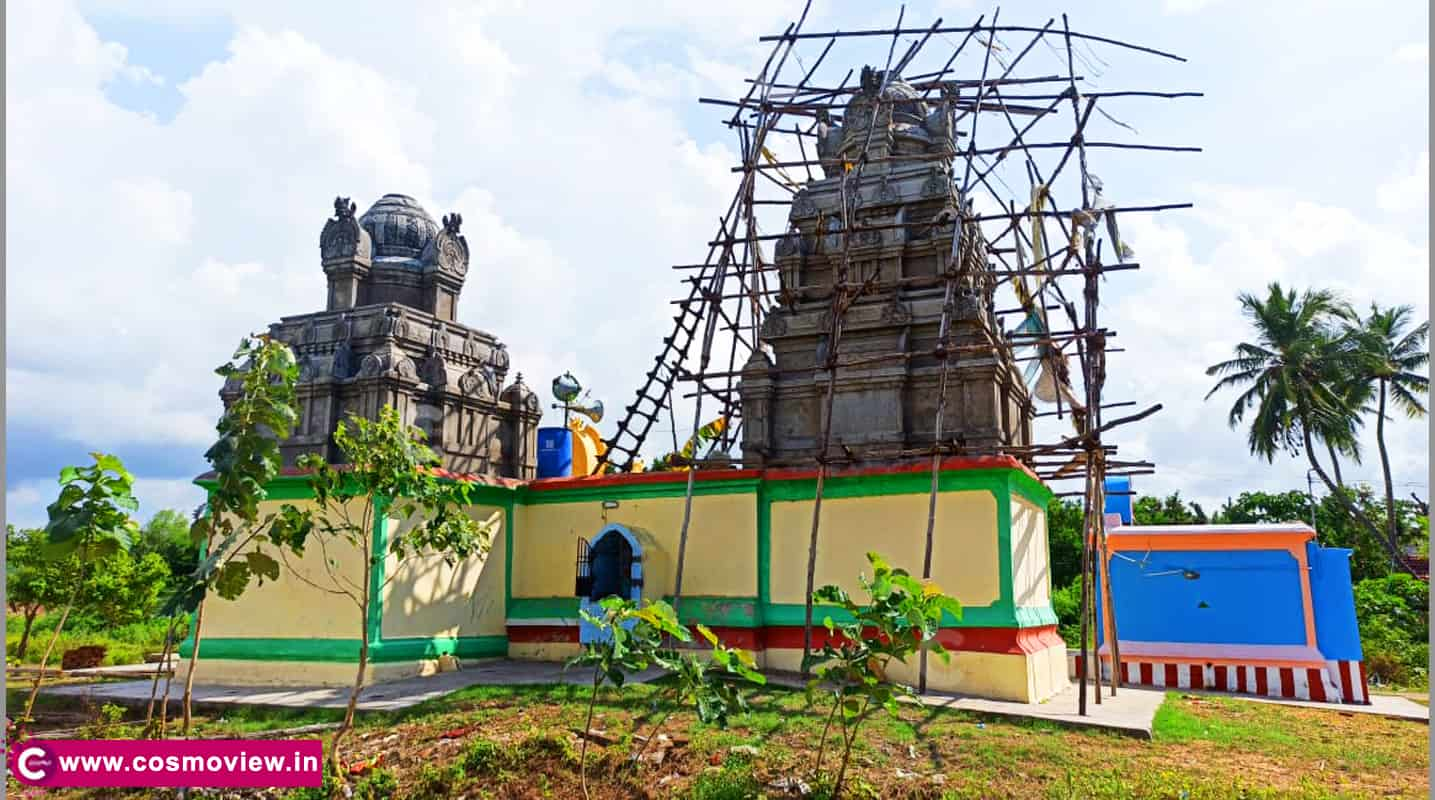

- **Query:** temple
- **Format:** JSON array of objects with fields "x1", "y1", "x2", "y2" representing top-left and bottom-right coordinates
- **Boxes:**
[
  {"x1": 742, "y1": 69, "x2": 1032, "y2": 466},
  {"x1": 228, "y1": 194, "x2": 542, "y2": 477}
]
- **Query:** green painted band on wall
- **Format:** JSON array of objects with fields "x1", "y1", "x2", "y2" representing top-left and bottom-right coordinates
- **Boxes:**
[
  {"x1": 663, "y1": 596, "x2": 761, "y2": 627},
  {"x1": 366, "y1": 498, "x2": 390, "y2": 647},
  {"x1": 756, "y1": 482, "x2": 771, "y2": 612},
  {"x1": 177, "y1": 635, "x2": 509, "y2": 663},
  {"x1": 507, "y1": 597, "x2": 579, "y2": 620},
  {"x1": 759, "y1": 601, "x2": 1045, "y2": 629},
  {"x1": 507, "y1": 596, "x2": 766, "y2": 629}
]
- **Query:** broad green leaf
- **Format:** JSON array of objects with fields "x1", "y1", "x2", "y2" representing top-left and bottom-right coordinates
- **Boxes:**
[{"x1": 696, "y1": 623, "x2": 719, "y2": 646}]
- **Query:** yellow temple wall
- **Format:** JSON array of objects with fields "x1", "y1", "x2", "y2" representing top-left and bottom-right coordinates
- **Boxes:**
[
  {"x1": 766, "y1": 489, "x2": 1001, "y2": 609},
  {"x1": 510, "y1": 492, "x2": 759, "y2": 602},
  {"x1": 199, "y1": 497, "x2": 366, "y2": 642},
  {"x1": 380, "y1": 504, "x2": 508, "y2": 639}
]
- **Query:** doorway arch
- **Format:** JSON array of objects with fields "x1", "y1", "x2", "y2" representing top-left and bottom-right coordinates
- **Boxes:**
[{"x1": 578, "y1": 524, "x2": 644, "y2": 644}]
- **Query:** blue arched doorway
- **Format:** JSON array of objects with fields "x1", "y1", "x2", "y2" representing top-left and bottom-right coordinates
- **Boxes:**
[{"x1": 576, "y1": 524, "x2": 644, "y2": 645}]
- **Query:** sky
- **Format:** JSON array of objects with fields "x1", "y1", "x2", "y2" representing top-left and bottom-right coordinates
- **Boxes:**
[{"x1": 5, "y1": 0, "x2": 1429, "y2": 528}]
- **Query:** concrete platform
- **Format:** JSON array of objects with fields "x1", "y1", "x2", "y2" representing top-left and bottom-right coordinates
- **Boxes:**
[
  {"x1": 766, "y1": 672, "x2": 1163, "y2": 739},
  {"x1": 1176, "y1": 688, "x2": 1429, "y2": 722},
  {"x1": 43, "y1": 659, "x2": 661, "y2": 713}
]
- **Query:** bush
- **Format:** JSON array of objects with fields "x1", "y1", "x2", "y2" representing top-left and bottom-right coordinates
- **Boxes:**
[
  {"x1": 1354, "y1": 574, "x2": 1429, "y2": 687},
  {"x1": 1052, "y1": 577, "x2": 1081, "y2": 646},
  {"x1": 461, "y1": 738, "x2": 507, "y2": 774}
]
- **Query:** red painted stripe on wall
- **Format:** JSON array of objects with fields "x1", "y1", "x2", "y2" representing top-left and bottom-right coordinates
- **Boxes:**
[
  {"x1": 1279, "y1": 668, "x2": 1294, "y2": 698},
  {"x1": 1139, "y1": 662, "x2": 1153, "y2": 685},
  {"x1": 1190, "y1": 664, "x2": 1205, "y2": 690},
  {"x1": 694, "y1": 626, "x2": 763, "y2": 650},
  {"x1": 1254, "y1": 668, "x2": 1269, "y2": 696},
  {"x1": 1165, "y1": 664, "x2": 1179, "y2": 687},
  {"x1": 1213, "y1": 665, "x2": 1227, "y2": 690},
  {"x1": 507, "y1": 625, "x2": 579, "y2": 644},
  {"x1": 1357, "y1": 662, "x2": 1369, "y2": 704},
  {"x1": 1307, "y1": 668, "x2": 1327, "y2": 702},
  {"x1": 1339, "y1": 661, "x2": 1355, "y2": 703}
]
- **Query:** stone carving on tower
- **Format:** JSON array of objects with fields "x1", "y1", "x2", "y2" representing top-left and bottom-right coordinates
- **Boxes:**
[
  {"x1": 740, "y1": 68, "x2": 1033, "y2": 467},
  {"x1": 225, "y1": 193, "x2": 542, "y2": 478}
]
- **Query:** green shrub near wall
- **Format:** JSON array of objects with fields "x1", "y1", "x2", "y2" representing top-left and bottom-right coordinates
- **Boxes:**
[{"x1": 1353, "y1": 573, "x2": 1429, "y2": 687}]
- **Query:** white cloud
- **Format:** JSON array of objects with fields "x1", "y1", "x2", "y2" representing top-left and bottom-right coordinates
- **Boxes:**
[
  {"x1": 5, "y1": 477, "x2": 205, "y2": 529},
  {"x1": 1393, "y1": 42, "x2": 1429, "y2": 64},
  {"x1": 1162, "y1": 0, "x2": 1224, "y2": 14},
  {"x1": 5, "y1": 0, "x2": 776, "y2": 517},
  {"x1": 7, "y1": 0, "x2": 1430, "y2": 525},
  {"x1": 1376, "y1": 151, "x2": 1429, "y2": 215}
]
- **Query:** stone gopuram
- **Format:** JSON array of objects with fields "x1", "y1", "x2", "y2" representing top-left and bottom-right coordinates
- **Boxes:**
[
  {"x1": 740, "y1": 68, "x2": 1034, "y2": 467},
  {"x1": 225, "y1": 193, "x2": 542, "y2": 477}
]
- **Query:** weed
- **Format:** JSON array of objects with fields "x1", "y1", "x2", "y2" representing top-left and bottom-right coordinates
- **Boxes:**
[
  {"x1": 404, "y1": 763, "x2": 463, "y2": 800},
  {"x1": 518, "y1": 730, "x2": 576, "y2": 763},
  {"x1": 461, "y1": 738, "x2": 508, "y2": 774},
  {"x1": 353, "y1": 766, "x2": 398, "y2": 800},
  {"x1": 285, "y1": 772, "x2": 339, "y2": 800},
  {"x1": 79, "y1": 703, "x2": 126, "y2": 739},
  {"x1": 687, "y1": 755, "x2": 762, "y2": 800}
]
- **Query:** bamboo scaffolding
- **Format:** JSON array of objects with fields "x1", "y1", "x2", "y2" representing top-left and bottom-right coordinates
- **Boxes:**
[{"x1": 595, "y1": 6, "x2": 1194, "y2": 717}]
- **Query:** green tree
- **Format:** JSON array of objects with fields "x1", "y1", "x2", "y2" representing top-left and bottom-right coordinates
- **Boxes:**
[
  {"x1": 803, "y1": 552, "x2": 961, "y2": 798},
  {"x1": 6, "y1": 526, "x2": 69, "y2": 660},
  {"x1": 1347, "y1": 305, "x2": 1429, "y2": 560},
  {"x1": 1214, "y1": 488, "x2": 1426, "y2": 581},
  {"x1": 1046, "y1": 498, "x2": 1084, "y2": 591},
  {"x1": 1212, "y1": 489, "x2": 1312, "y2": 525},
  {"x1": 296, "y1": 406, "x2": 496, "y2": 772},
  {"x1": 134, "y1": 509, "x2": 201, "y2": 600},
  {"x1": 82, "y1": 549, "x2": 171, "y2": 628},
  {"x1": 1353, "y1": 573, "x2": 1429, "y2": 685},
  {"x1": 21, "y1": 453, "x2": 141, "y2": 723},
  {"x1": 1132, "y1": 492, "x2": 1208, "y2": 525},
  {"x1": 567, "y1": 597, "x2": 765, "y2": 797},
  {"x1": 1205, "y1": 283, "x2": 1406, "y2": 570},
  {"x1": 173, "y1": 335, "x2": 316, "y2": 737}
]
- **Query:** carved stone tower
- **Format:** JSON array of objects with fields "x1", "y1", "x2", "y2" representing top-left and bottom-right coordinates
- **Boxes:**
[
  {"x1": 225, "y1": 193, "x2": 542, "y2": 478},
  {"x1": 740, "y1": 69, "x2": 1033, "y2": 466}
]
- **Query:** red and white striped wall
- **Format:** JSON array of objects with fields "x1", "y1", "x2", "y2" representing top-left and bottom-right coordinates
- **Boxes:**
[{"x1": 1072, "y1": 655, "x2": 1369, "y2": 705}]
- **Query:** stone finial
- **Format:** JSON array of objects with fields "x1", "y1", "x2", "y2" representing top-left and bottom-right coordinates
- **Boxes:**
[
  {"x1": 860, "y1": 65, "x2": 880, "y2": 97},
  {"x1": 442, "y1": 213, "x2": 463, "y2": 235},
  {"x1": 334, "y1": 196, "x2": 357, "y2": 220}
]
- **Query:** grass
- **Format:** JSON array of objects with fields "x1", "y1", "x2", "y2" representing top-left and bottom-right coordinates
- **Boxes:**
[
  {"x1": 6, "y1": 612, "x2": 187, "y2": 667},
  {"x1": 9, "y1": 682, "x2": 1428, "y2": 799}
]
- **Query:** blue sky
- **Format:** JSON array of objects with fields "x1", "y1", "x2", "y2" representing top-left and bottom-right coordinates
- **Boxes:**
[{"x1": 6, "y1": 0, "x2": 1428, "y2": 527}]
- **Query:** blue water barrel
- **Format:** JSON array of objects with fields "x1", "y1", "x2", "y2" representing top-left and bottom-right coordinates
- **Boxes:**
[
  {"x1": 537, "y1": 427, "x2": 573, "y2": 478},
  {"x1": 1104, "y1": 476, "x2": 1133, "y2": 524}
]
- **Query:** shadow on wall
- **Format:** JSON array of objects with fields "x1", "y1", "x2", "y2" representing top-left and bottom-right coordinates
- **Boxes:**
[{"x1": 382, "y1": 507, "x2": 506, "y2": 639}]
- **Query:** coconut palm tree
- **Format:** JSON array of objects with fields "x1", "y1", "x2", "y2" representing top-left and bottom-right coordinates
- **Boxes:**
[
  {"x1": 1205, "y1": 283, "x2": 1409, "y2": 569},
  {"x1": 1348, "y1": 304, "x2": 1429, "y2": 555}
]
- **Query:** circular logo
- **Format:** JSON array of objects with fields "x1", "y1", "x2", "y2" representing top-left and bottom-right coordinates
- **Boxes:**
[{"x1": 11, "y1": 741, "x2": 55, "y2": 786}]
